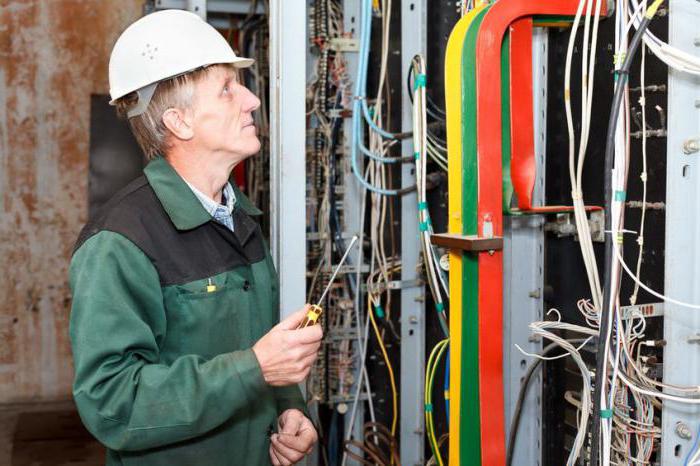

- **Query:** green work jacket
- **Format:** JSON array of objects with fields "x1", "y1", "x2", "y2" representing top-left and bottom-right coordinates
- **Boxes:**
[{"x1": 69, "y1": 156, "x2": 305, "y2": 466}]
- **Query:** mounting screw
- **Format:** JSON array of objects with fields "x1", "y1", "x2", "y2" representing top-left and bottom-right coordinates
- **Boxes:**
[
  {"x1": 683, "y1": 138, "x2": 700, "y2": 155},
  {"x1": 439, "y1": 254, "x2": 450, "y2": 271},
  {"x1": 676, "y1": 421, "x2": 693, "y2": 440}
]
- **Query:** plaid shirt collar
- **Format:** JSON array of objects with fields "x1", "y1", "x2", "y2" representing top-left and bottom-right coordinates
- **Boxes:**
[{"x1": 184, "y1": 180, "x2": 237, "y2": 231}]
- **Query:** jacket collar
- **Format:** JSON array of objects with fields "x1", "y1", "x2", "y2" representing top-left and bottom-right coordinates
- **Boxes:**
[{"x1": 144, "y1": 156, "x2": 262, "y2": 231}]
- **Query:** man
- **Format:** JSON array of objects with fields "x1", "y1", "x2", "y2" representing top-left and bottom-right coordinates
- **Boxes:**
[{"x1": 69, "y1": 10, "x2": 320, "y2": 466}]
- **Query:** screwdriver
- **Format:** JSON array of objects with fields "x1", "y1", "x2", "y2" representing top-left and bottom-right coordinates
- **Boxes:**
[{"x1": 297, "y1": 235, "x2": 359, "y2": 329}]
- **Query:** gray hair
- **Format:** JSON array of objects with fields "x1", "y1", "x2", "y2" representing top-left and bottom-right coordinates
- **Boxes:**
[{"x1": 115, "y1": 65, "x2": 229, "y2": 160}]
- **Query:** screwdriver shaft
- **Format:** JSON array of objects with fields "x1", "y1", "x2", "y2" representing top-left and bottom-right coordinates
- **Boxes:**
[{"x1": 316, "y1": 235, "x2": 359, "y2": 305}]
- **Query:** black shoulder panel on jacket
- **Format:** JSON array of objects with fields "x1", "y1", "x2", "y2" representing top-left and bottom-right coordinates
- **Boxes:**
[{"x1": 73, "y1": 176, "x2": 265, "y2": 286}]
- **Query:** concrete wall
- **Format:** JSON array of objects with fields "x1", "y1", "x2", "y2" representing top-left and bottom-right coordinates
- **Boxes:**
[{"x1": 0, "y1": 0, "x2": 144, "y2": 403}]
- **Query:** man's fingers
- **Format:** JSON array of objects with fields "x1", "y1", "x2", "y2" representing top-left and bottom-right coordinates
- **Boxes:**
[
  {"x1": 279, "y1": 410, "x2": 304, "y2": 435},
  {"x1": 276, "y1": 432, "x2": 313, "y2": 452},
  {"x1": 270, "y1": 445, "x2": 282, "y2": 466},
  {"x1": 271, "y1": 438, "x2": 294, "y2": 466},
  {"x1": 275, "y1": 306, "x2": 311, "y2": 331},
  {"x1": 272, "y1": 435, "x2": 306, "y2": 463},
  {"x1": 300, "y1": 351, "x2": 318, "y2": 369},
  {"x1": 299, "y1": 423, "x2": 319, "y2": 445},
  {"x1": 287, "y1": 323, "x2": 323, "y2": 344}
]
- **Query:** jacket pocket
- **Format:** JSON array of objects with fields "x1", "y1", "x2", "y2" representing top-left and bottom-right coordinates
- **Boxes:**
[{"x1": 161, "y1": 272, "x2": 253, "y2": 359}]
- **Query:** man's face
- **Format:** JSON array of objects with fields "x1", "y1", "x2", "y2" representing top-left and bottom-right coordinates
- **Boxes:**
[{"x1": 190, "y1": 65, "x2": 261, "y2": 163}]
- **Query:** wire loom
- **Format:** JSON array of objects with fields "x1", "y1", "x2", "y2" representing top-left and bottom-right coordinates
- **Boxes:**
[{"x1": 343, "y1": 423, "x2": 400, "y2": 466}]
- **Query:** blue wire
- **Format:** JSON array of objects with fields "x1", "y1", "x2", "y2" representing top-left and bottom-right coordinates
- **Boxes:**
[
  {"x1": 684, "y1": 426, "x2": 700, "y2": 466},
  {"x1": 350, "y1": 0, "x2": 408, "y2": 195},
  {"x1": 357, "y1": 132, "x2": 402, "y2": 164},
  {"x1": 361, "y1": 99, "x2": 397, "y2": 140}
]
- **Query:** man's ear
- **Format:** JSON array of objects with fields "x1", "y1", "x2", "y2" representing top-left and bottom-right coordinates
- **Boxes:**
[{"x1": 162, "y1": 107, "x2": 194, "y2": 141}]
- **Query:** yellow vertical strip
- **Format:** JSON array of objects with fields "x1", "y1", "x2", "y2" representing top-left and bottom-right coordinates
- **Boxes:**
[
  {"x1": 445, "y1": 7, "x2": 486, "y2": 464},
  {"x1": 444, "y1": 7, "x2": 482, "y2": 464}
]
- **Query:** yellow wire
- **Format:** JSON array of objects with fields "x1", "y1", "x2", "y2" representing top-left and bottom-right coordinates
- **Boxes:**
[
  {"x1": 368, "y1": 296, "x2": 398, "y2": 436},
  {"x1": 645, "y1": 0, "x2": 664, "y2": 18},
  {"x1": 426, "y1": 341, "x2": 448, "y2": 466},
  {"x1": 425, "y1": 338, "x2": 449, "y2": 466},
  {"x1": 425, "y1": 344, "x2": 440, "y2": 462}
]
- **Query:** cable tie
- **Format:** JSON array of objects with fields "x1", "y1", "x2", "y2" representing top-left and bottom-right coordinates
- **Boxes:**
[
  {"x1": 640, "y1": 172, "x2": 647, "y2": 182},
  {"x1": 613, "y1": 52, "x2": 627, "y2": 65},
  {"x1": 419, "y1": 220, "x2": 432, "y2": 232},
  {"x1": 614, "y1": 190, "x2": 626, "y2": 202},
  {"x1": 424, "y1": 403, "x2": 433, "y2": 413},
  {"x1": 637, "y1": 236, "x2": 644, "y2": 246},
  {"x1": 414, "y1": 152, "x2": 420, "y2": 161},
  {"x1": 571, "y1": 190, "x2": 582, "y2": 201},
  {"x1": 374, "y1": 304, "x2": 385, "y2": 319},
  {"x1": 616, "y1": 232, "x2": 624, "y2": 244},
  {"x1": 444, "y1": 390, "x2": 450, "y2": 400},
  {"x1": 436, "y1": 302, "x2": 445, "y2": 312},
  {"x1": 414, "y1": 74, "x2": 427, "y2": 90},
  {"x1": 418, "y1": 201, "x2": 429, "y2": 211},
  {"x1": 600, "y1": 409, "x2": 613, "y2": 419}
]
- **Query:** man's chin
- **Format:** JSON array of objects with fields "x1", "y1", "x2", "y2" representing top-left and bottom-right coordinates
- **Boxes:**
[
  {"x1": 235, "y1": 143, "x2": 261, "y2": 160},
  {"x1": 246, "y1": 140, "x2": 262, "y2": 156}
]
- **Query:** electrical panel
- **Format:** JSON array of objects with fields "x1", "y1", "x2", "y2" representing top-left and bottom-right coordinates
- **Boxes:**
[{"x1": 157, "y1": 0, "x2": 700, "y2": 464}]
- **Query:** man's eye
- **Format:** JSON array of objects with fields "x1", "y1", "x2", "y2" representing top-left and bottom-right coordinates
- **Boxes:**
[{"x1": 223, "y1": 85, "x2": 230, "y2": 94}]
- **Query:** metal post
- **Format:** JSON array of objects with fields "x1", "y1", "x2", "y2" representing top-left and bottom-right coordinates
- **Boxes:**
[
  {"x1": 269, "y1": 0, "x2": 307, "y2": 319},
  {"x1": 186, "y1": 0, "x2": 207, "y2": 19},
  {"x1": 502, "y1": 26, "x2": 547, "y2": 466},
  {"x1": 401, "y1": 0, "x2": 427, "y2": 464},
  {"x1": 341, "y1": 0, "x2": 366, "y2": 461},
  {"x1": 661, "y1": 0, "x2": 700, "y2": 463}
]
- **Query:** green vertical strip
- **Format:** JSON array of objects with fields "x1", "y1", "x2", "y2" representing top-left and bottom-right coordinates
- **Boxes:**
[
  {"x1": 460, "y1": 7, "x2": 490, "y2": 465},
  {"x1": 501, "y1": 32, "x2": 515, "y2": 214}
]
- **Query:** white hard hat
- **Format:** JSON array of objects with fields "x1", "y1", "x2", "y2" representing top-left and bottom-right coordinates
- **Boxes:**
[{"x1": 108, "y1": 9, "x2": 253, "y2": 117}]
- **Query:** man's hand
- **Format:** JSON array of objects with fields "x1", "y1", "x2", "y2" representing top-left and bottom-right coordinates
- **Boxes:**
[
  {"x1": 269, "y1": 409, "x2": 318, "y2": 466},
  {"x1": 253, "y1": 306, "x2": 323, "y2": 386}
]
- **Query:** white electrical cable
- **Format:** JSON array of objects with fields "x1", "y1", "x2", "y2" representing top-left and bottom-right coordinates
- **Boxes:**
[
  {"x1": 629, "y1": 42, "x2": 648, "y2": 306},
  {"x1": 628, "y1": 0, "x2": 700, "y2": 75},
  {"x1": 342, "y1": 164, "x2": 376, "y2": 466},
  {"x1": 412, "y1": 55, "x2": 449, "y2": 335},
  {"x1": 525, "y1": 317, "x2": 596, "y2": 466},
  {"x1": 564, "y1": 0, "x2": 604, "y2": 315}
]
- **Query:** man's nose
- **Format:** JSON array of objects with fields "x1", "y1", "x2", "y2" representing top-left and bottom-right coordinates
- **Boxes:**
[{"x1": 241, "y1": 86, "x2": 261, "y2": 114}]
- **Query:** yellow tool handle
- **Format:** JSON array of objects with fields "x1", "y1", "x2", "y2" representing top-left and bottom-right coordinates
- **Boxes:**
[{"x1": 296, "y1": 305, "x2": 324, "y2": 329}]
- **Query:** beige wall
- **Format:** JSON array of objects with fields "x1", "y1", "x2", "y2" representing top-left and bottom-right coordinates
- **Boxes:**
[{"x1": 0, "y1": 0, "x2": 144, "y2": 403}]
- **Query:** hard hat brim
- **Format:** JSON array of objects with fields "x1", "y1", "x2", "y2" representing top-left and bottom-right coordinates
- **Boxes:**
[{"x1": 109, "y1": 56, "x2": 255, "y2": 105}]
